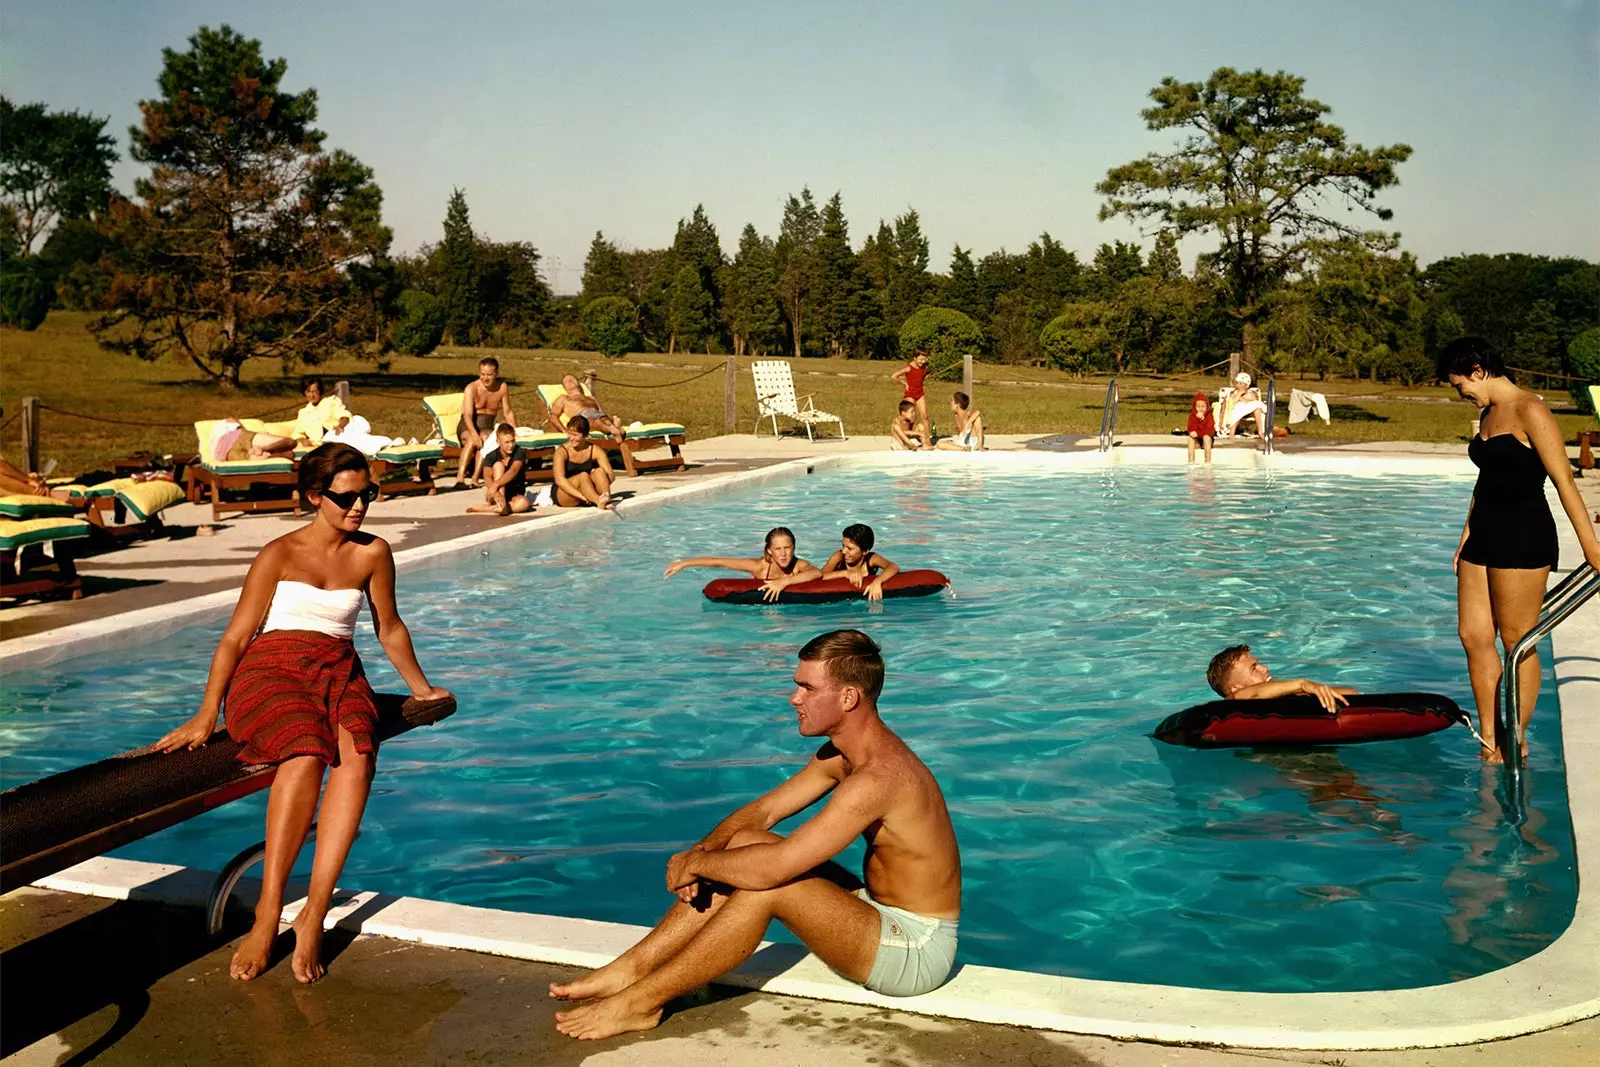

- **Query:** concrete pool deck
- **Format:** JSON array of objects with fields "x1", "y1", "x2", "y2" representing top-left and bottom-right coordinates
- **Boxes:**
[{"x1": 4, "y1": 435, "x2": 1599, "y2": 1061}]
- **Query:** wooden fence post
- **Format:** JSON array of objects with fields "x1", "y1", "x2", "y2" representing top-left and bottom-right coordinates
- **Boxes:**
[
  {"x1": 22, "y1": 396, "x2": 40, "y2": 474},
  {"x1": 725, "y1": 354, "x2": 736, "y2": 435},
  {"x1": 962, "y1": 354, "x2": 973, "y2": 398},
  {"x1": 1228, "y1": 351, "x2": 1241, "y2": 383},
  {"x1": 583, "y1": 368, "x2": 596, "y2": 395},
  {"x1": 334, "y1": 380, "x2": 351, "y2": 406}
]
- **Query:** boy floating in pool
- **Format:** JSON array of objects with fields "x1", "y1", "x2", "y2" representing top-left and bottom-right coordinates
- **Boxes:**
[
  {"x1": 663, "y1": 526, "x2": 823, "y2": 602},
  {"x1": 889, "y1": 400, "x2": 926, "y2": 450},
  {"x1": 819, "y1": 523, "x2": 901, "y2": 602},
  {"x1": 1206, "y1": 645, "x2": 1356, "y2": 713},
  {"x1": 551, "y1": 629, "x2": 962, "y2": 1041}
]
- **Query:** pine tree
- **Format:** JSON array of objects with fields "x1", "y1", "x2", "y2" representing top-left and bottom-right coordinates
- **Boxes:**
[
  {"x1": 1149, "y1": 231, "x2": 1182, "y2": 281},
  {"x1": 885, "y1": 209, "x2": 931, "y2": 329},
  {"x1": 723, "y1": 224, "x2": 783, "y2": 356},
  {"x1": 671, "y1": 205, "x2": 725, "y2": 305},
  {"x1": 580, "y1": 231, "x2": 630, "y2": 304},
  {"x1": 942, "y1": 245, "x2": 983, "y2": 320},
  {"x1": 668, "y1": 264, "x2": 716, "y2": 353},
  {"x1": 774, "y1": 188, "x2": 820, "y2": 356},
  {"x1": 812, "y1": 193, "x2": 878, "y2": 357},
  {"x1": 439, "y1": 189, "x2": 480, "y2": 345}
]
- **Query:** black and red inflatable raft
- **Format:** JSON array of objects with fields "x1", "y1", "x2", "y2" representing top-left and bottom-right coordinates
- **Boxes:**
[
  {"x1": 1153, "y1": 692, "x2": 1466, "y2": 749},
  {"x1": 703, "y1": 568, "x2": 950, "y2": 604}
]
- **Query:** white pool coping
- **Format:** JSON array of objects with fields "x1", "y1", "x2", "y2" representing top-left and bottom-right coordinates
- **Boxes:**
[{"x1": 14, "y1": 448, "x2": 1600, "y2": 1049}]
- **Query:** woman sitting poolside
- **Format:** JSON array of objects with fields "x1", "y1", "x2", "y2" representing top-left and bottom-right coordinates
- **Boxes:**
[
  {"x1": 663, "y1": 526, "x2": 822, "y2": 602},
  {"x1": 551, "y1": 415, "x2": 617, "y2": 510},
  {"x1": 154, "y1": 443, "x2": 452, "y2": 984}
]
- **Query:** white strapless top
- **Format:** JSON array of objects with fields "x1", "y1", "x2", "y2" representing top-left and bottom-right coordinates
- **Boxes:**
[{"x1": 261, "y1": 580, "x2": 364, "y2": 639}]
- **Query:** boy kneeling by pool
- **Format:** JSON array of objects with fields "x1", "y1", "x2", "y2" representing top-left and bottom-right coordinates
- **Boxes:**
[
  {"x1": 1206, "y1": 644, "x2": 1356, "y2": 713},
  {"x1": 820, "y1": 523, "x2": 901, "y2": 602},
  {"x1": 551, "y1": 630, "x2": 962, "y2": 1041}
]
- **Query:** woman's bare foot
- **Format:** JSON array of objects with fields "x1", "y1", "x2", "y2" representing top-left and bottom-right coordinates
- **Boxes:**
[
  {"x1": 554, "y1": 994, "x2": 662, "y2": 1040},
  {"x1": 291, "y1": 914, "x2": 327, "y2": 984},
  {"x1": 1479, "y1": 744, "x2": 1503, "y2": 764},
  {"x1": 548, "y1": 959, "x2": 639, "y2": 1001},
  {"x1": 230, "y1": 918, "x2": 278, "y2": 981}
]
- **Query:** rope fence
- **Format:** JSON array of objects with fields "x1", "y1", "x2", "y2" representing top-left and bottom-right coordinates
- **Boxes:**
[{"x1": 34, "y1": 400, "x2": 303, "y2": 428}]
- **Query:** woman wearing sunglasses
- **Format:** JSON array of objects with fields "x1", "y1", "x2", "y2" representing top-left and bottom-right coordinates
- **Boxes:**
[{"x1": 155, "y1": 443, "x2": 452, "y2": 984}]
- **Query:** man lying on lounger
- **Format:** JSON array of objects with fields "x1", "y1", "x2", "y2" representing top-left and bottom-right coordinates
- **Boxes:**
[
  {"x1": 1206, "y1": 644, "x2": 1357, "y2": 713},
  {"x1": 551, "y1": 629, "x2": 962, "y2": 1041}
]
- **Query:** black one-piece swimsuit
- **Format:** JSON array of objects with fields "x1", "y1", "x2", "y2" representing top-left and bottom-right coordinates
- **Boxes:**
[{"x1": 1459, "y1": 433, "x2": 1558, "y2": 570}]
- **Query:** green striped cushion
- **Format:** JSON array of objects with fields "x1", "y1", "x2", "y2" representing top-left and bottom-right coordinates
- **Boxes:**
[
  {"x1": 114, "y1": 479, "x2": 185, "y2": 522},
  {"x1": 200, "y1": 458, "x2": 296, "y2": 475},
  {"x1": 0, "y1": 495, "x2": 76, "y2": 520},
  {"x1": 0, "y1": 517, "x2": 93, "y2": 552},
  {"x1": 375, "y1": 443, "x2": 445, "y2": 462},
  {"x1": 623, "y1": 422, "x2": 686, "y2": 440}
]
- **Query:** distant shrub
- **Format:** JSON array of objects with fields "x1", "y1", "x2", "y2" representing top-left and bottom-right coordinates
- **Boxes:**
[
  {"x1": 1567, "y1": 328, "x2": 1600, "y2": 413},
  {"x1": 897, "y1": 306, "x2": 983, "y2": 380},
  {"x1": 0, "y1": 260, "x2": 55, "y2": 330},
  {"x1": 582, "y1": 295, "x2": 639, "y2": 358},
  {"x1": 392, "y1": 289, "x2": 445, "y2": 355},
  {"x1": 1039, "y1": 306, "x2": 1108, "y2": 377}
]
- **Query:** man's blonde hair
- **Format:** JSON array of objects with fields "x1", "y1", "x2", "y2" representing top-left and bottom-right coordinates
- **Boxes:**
[{"x1": 798, "y1": 629, "x2": 884, "y2": 700}]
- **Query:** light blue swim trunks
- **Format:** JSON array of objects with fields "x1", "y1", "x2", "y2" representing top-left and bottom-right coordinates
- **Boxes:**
[{"x1": 854, "y1": 888, "x2": 958, "y2": 997}]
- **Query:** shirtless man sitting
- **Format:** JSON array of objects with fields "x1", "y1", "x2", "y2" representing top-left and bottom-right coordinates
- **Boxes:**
[
  {"x1": 551, "y1": 629, "x2": 962, "y2": 1041},
  {"x1": 458, "y1": 358, "x2": 515, "y2": 487},
  {"x1": 1206, "y1": 644, "x2": 1357, "y2": 713},
  {"x1": 547, "y1": 373, "x2": 626, "y2": 444}
]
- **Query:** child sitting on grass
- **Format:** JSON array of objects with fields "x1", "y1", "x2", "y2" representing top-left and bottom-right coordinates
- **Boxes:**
[
  {"x1": 819, "y1": 523, "x2": 901, "y2": 602},
  {"x1": 467, "y1": 424, "x2": 531, "y2": 515}
]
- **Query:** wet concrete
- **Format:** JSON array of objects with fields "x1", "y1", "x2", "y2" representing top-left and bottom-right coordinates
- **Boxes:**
[{"x1": 3, "y1": 889, "x2": 1596, "y2": 1066}]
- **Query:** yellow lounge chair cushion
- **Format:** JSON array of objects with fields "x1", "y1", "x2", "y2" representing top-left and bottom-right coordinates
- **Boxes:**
[
  {"x1": 422, "y1": 394, "x2": 465, "y2": 446},
  {"x1": 0, "y1": 517, "x2": 93, "y2": 552},
  {"x1": 535, "y1": 384, "x2": 684, "y2": 441},
  {"x1": 0, "y1": 495, "x2": 76, "y2": 520},
  {"x1": 113, "y1": 479, "x2": 185, "y2": 522}
]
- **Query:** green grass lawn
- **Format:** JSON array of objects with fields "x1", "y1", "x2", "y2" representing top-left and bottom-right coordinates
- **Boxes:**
[{"x1": 2, "y1": 311, "x2": 1592, "y2": 477}]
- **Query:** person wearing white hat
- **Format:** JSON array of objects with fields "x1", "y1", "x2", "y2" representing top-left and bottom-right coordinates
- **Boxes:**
[{"x1": 1222, "y1": 372, "x2": 1268, "y2": 440}]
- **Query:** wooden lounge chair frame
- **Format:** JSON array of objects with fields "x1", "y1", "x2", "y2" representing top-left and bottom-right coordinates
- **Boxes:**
[
  {"x1": 1, "y1": 540, "x2": 83, "y2": 601},
  {"x1": 188, "y1": 419, "x2": 302, "y2": 522}
]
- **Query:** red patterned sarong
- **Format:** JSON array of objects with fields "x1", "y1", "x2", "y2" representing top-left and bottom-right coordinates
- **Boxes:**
[{"x1": 224, "y1": 630, "x2": 379, "y2": 766}]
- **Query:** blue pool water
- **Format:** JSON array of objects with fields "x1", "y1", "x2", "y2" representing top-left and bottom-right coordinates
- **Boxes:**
[{"x1": 0, "y1": 461, "x2": 1577, "y2": 993}]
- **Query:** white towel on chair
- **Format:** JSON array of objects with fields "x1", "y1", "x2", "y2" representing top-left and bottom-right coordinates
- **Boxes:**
[{"x1": 1289, "y1": 388, "x2": 1330, "y2": 425}]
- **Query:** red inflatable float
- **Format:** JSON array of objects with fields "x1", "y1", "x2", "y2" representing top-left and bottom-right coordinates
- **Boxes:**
[
  {"x1": 1153, "y1": 693, "x2": 1466, "y2": 749},
  {"x1": 702, "y1": 568, "x2": 950, "y2": 604}
]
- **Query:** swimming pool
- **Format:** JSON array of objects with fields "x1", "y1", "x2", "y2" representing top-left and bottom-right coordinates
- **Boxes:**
[{"x1": 0, "y1": 460, "x2": 1576, "y2": 994}]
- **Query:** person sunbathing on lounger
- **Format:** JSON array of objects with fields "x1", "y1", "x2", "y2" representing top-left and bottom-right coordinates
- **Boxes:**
[
  {"x1": 551, "y1": 415, "x2": 616, "y2": 510},
  {"x1": 664, "y1": 526, "x2": 823, "y2": 601},
  {"x1": 550, "y1": 629, "x2": 962, "y2": 1041},
  {"x1": 819, "y1": 523, "x2": 901, "y2": 602},
  {"x1": 1206, "y1": 644, "x2": 1356, "y2": 713},
  {"x1": 154, "y1": 443, "x2": 451, "y2": 984},
  {"x1": 210, "y1": 418, "x2": 296, "y2": 462},
  {"x1": 547, "y1": 373, "x2": 626, "y2": 444}
]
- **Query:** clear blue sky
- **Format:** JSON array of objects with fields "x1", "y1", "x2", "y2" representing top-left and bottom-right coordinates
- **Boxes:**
[{"x1": 4, "y1": 1, "x2": 1596, "y2": 292}]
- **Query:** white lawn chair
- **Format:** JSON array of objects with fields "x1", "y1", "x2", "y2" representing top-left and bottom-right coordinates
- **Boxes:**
[{"x1": 751, "y1": 360, "x2": 846, "y2": 440}]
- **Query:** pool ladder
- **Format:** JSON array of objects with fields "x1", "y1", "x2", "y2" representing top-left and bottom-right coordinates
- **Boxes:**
[
  {"x1": 1098, "y1": 380, "x2": 1118, "y2": 452},
  {"x1": 1499, "y1": 561, "x2": 1599, "y2": 821},
  {"x1": 1262, "y1": 379, "x2": 1277, "y2": 455}
]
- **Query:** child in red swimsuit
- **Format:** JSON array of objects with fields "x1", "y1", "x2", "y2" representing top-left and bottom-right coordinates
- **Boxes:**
[
  {"x1": 891, "y1": 349, "x2": 932, "y2": 446},
  {"x1": 1186, "y1": 391, "x2": 1215, "y2": 464}
]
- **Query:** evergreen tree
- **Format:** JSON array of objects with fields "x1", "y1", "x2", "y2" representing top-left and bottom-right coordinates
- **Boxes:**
[
  {"x1": 0, "y1": 96, "x2": 118, "y2": 258},
  {"x1": 439, "y1": 188, "x2": 480, "y2": 345},
  {"x1": 478, "y1": 239, "x2": 549, "y2": 345},
  {"x1": 1513, "y1": 299, "x2": 1564, "y2": 375},
  {"x1": 812, "y1": 193, "x2": 880, "y2": 357},
  {"x1": 668, "y1": 264, "x2": 715, "y2": 353},
  {"x1": 941, "y1": 245, "x2": 984, "y2": 320},
  {"x1": 885, "y1": 209, "x2": 931, "y2": 329},
  {"x1": 1148, "y1": 231, "x2": 1182, "y2": 281},
  {"x1": 580, "y1": 231, "x2": 630, "y2": 303},
  {"x1": 774, "y1": 188, "x2": 820, "y2": 356},
  {"x1": 722, "y1": 224, "x2": 783, "y2": 356},
  {"x1": 671, "y1": 204, "x2": 725, "y2": 306}
]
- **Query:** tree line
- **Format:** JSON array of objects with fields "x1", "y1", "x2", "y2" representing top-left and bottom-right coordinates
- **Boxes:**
[{"x1": 1, "y1": 27, "x2": 1595, "y2": 393}]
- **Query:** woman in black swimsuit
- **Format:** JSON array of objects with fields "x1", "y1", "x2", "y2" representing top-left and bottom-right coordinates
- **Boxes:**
[
  {"x1": 663, "y1": 527, "x2": 822, "y2": 602},
  {"x1": 1442, "y1": 337, "x2": 1600, "y2": 762},
  {"x1": 552, "y1": 415, "x2": 617, "y2": 510}
]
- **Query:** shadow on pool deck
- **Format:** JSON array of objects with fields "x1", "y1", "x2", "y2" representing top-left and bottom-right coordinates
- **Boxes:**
[{"x1": 4, "y1": 888, "x2": 1598, "y2": 1067}]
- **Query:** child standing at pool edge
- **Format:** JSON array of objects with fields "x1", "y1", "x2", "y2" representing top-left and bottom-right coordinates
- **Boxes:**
[
  {"x1": 891, "y1": 350, "x2": 932, "y2": 447},
  {"x1": 820, "y1": 523, "x2": 901, "y2": 602}
]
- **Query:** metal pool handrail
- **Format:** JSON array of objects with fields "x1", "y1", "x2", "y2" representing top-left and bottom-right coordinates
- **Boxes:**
[
  {"x1": 1098, "y1": 380, "x2": 1118, "y2": 452},
  {"x1": 1499, "y1": 561, "x2": 1598, "y2": 818},
  {"x1": 1263, "y1": 379, "x2": 1277, "y2": 454}
]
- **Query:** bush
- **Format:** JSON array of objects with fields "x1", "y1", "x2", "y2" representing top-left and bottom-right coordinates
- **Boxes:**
[
  {"x1": 391, "y1": 289, "x2": 445, "y2": 355},
  {"x1": 0, "y1": 259, "x2": 55, "y2": 330},
  {"x1": 1039, "y1": 306, "x2": 1109, "y2": 377},
  {"x1": 1567, "y1": 328, "x2": 1600, "y2": 414},
  {"x1": 897, "y1": 306, "x2": 984, "y2": 380},
  {"x1": 582, "y1": 295, "x2": 640, "y2": 358}
]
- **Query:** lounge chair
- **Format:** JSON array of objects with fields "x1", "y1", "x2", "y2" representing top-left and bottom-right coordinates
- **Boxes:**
[
  {"x1": 420, "y1": 393, "x2": 564, "y2": 484},
  {"x1": 1215, "y1": 386, "x2": 1268, "y2": 439},
  {"x1": 187, "y1": 418, "x2": 301, "y2": 521},
  {"x1": 751, "y1": 360, "x2": 845, "y2": 440},
  {"x1": 0, "y1": 516, "x2": 92, "y2": 600},
  {"x1": 534, "y1": 383, "x2": 688, "y2": 476},
  {"x1": 56, "y1": 477, "x2": 187, "y2": 540},
  {"x1": 1580, "y1": 385, "x2": 1600, "y2": 474}
]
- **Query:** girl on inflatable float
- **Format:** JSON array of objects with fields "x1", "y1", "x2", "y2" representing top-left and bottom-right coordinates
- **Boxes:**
[
  {"x1": 154, "y1": 443, "x2": 452, "y2": 983},
  {"x1": 664, "y1": 526, "x2": 822, "y2": 603},
  {"x1": 1441, "y1": 337, "x2": 1600, "y2": 763}
]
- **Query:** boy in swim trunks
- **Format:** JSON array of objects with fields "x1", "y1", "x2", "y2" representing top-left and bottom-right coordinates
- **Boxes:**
[
  {"x1": 819, "y1": 523, "x2": 901, "y2": 602},
  {"x1": 889, "y1": 399, "x2": 926, "y2": 450},
  {"x1": 935, "y1": 391, "x2": 985, "y2": 451},
  {"x1": 891, "y1": 349, "x2": 932, "y2": 447},
  {"x1": 1206, "y1": 644, "x2": 1356, "y2": 713},
  {"x1": 550, "y1": 629, "x2": 961, "y2": 1041},
  {"x1": 466, "y1": 424, "x2": 532, "y2": 515},
  {"x1": 458, "y1": 358, "x2": 516, "y2": 488},
  {"x1": 547, "y1": 373, "x2": 627, "y2": 444}
]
